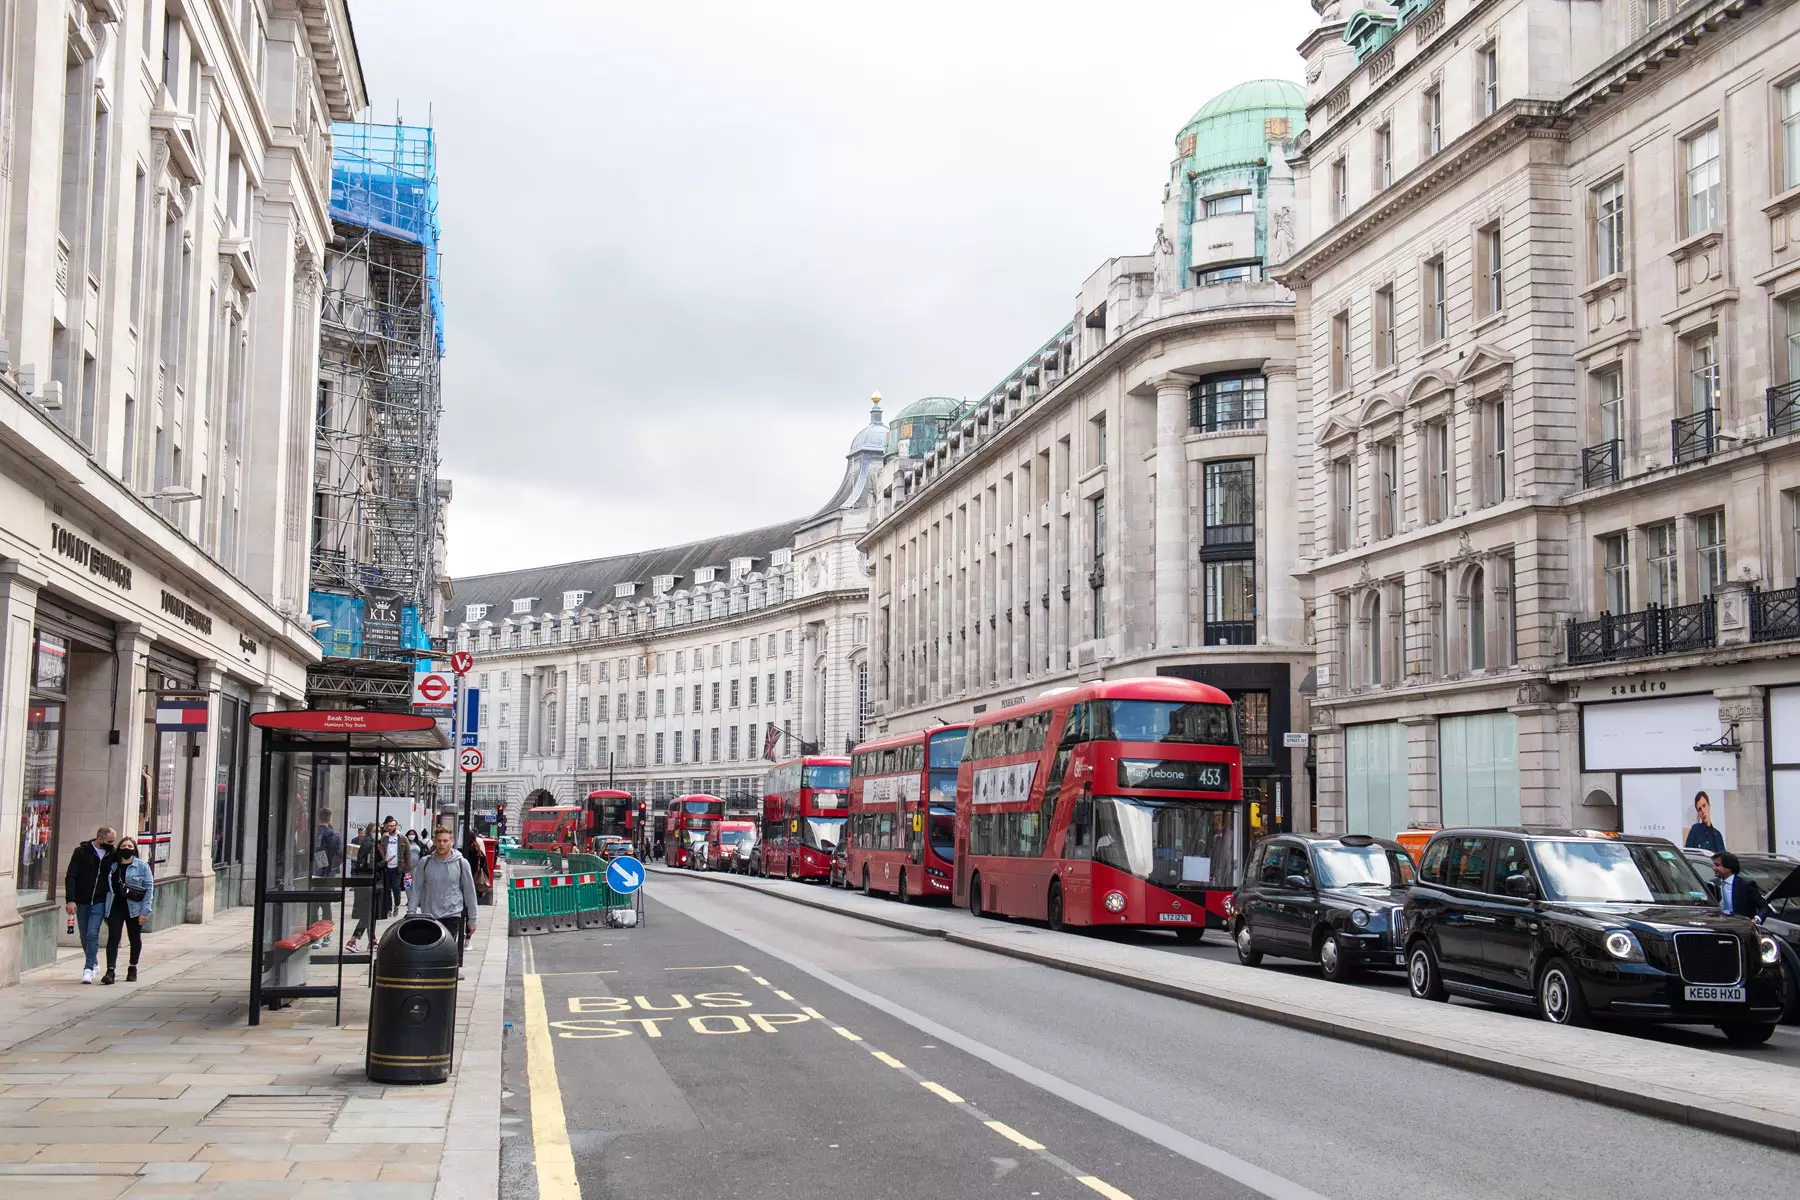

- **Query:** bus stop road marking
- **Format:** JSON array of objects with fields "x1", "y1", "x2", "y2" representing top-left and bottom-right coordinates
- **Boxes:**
[
  {"x1": 662, "y1": 964, "x2": 750, "y2": 971},
  {"x1": 833, "y1": 1026, "x2": 863, "y2": 1042},
  {"x1": 751, "y1": 975, "x2": 771, "y2": 985},
  {"x1": 774, "y1": 989, "x2": 796, "y2": 1001},
  {"x1": 1079, "y1": 1177, "x2": 1135, "y2": 1200},
  {"x1": 534, "y1": 970, "x2": 619, "y2": 977},
  {"x1": 522, "y1": 969, "x2": 582, "y2": 1200},
  {"x1": 871, "y1": 1050, "x2": 906, "y2": 1069},
  {"x1": 920, "y1": 1080, "x2": 964, "y2": 1104}
]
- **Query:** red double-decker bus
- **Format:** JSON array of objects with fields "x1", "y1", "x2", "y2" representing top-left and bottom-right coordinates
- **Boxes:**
[
  {"x1": 954, "y1": 678, "x2": 1243, "y2": 941},
  {"x1": 584, "y1": 789, "x2": 635, "y2": 843},
  {"x1": 759, "y1": 757, "x2": 849, "y2": 880},
  {"x1": 847, "y1": 723, "x2": 968, "y2": 901},
  {"x1": 664, "y1": 793, "x2": 724, "y2": 868}
]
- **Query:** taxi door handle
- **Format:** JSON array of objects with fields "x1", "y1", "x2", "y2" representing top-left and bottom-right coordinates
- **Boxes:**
[{"x1": 1465, "y1": 915, "x2": 1496, "y2": 924}]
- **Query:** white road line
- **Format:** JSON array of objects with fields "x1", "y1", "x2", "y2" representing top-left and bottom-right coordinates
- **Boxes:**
[{"x1": 653, "y1": 887, "x2": 1334, "y2": 1200}]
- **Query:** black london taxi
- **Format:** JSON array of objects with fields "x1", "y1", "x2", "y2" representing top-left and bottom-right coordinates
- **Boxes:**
[
  {"x1": 1226, "y1": 833, "x2": 1417, "y2": 981},
  {"x1": 1405, "y1": 828, "x2": 1784, "y2": 1043},
  {"x1": 1680, "y1": 847, "x2": 1800, "y2": 1022}
]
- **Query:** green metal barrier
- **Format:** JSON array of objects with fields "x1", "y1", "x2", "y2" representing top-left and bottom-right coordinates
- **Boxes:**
[{"x1": 506, "y1": 873, "x2": 582, "y2": 936}]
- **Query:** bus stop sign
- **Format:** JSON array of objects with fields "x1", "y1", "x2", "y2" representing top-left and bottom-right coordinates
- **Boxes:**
[{"x1": 605, "y1": 856, "x2": 645, "y2": 895}]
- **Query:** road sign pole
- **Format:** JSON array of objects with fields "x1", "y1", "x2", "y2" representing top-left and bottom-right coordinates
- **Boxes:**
[
  {"x1": 450, "y1": 676, "x2": 462, "y2": 835},
  {"x1": 462, "y1": 767, "x2": 474, "y2": 846}
]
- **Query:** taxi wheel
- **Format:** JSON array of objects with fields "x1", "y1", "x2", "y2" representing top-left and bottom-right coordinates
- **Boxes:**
[
  {"x1": 1046, "y1": 881, "x2": 1066, "y2": 932},
  {"x1": 1408, "y1": 940, "x2": 1448, "y2": 1002},
  {"x1": 1318, "y1": 931, "x2": 1355, "y2": 982},
  {"x1": 1234, "y1": 921, "x2": 1263, "y2": 966},
  {"x1": 1536, "y1": 957, "x2": 1590, "y2": 1027}
]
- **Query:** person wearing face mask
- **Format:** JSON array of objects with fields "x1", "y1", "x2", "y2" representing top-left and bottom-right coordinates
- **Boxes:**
[
  {"x1": 101, "y1": 836, "x2": 154, "y2": 984},
  {"x1": 63, "y1": 825, "x2": 116, "y2": 984}
]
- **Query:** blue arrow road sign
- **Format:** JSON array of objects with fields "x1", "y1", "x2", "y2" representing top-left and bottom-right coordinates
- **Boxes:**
[{"x1": 605, "y1": 855, "x2": 645, "y2": 895}]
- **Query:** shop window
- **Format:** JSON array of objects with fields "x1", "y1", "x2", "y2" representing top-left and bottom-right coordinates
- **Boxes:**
[
  {"x1": 1439, "y1": 713, "x2": 1521, "y2": 826},
  {"x1": 1346, "y1": 722, "x2": 1408, "y2": 838},
  {"x1": 17, "y1": 631, "x2": 70, "y2": 906}
]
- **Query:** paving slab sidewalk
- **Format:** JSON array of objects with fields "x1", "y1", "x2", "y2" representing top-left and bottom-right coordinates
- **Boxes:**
[
  {"x1": 655, "y1": 864, "x2": 1800, "y2": 1151},
  {"x1": 0, "y1": 894, "x2": 507, "y2": 1199}
]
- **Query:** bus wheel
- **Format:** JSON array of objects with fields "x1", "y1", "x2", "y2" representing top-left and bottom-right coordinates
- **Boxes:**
[
  {"x1": 897, "y1": 870, "x2": 910, "y2": 904},
  {"x1": 969, "y1": 873, "x2": 985, "y2": 918},
  {"x1": 862, "y1": 867, "x2": 874, "y2": 896},
  {"x1": 784, "y1": 856, "x2": 793, "y2": 882},
  {"x1": 1046, "y1": 881, "x2": 1066, "y2": 932},
  {"x1": 1174, "y1": 927, "x2": 1205, "y2": 945}
]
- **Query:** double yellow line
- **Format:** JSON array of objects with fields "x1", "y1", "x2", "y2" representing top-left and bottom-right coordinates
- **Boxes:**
[{"x1": 522, "y1": 939, "x2": 581, "y2": 1198}]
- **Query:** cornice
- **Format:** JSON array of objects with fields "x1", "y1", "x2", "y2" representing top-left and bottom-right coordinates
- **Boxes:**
[
  {"x1": 1562, "y1": 0, "x2": 1764, "y2": 122},
  {"x1": 1278, "y1": 101, "x2": 1566, "y2": 285},
  {"x1": 466, "y1": 587, "x2": 867, "y2": 665}
]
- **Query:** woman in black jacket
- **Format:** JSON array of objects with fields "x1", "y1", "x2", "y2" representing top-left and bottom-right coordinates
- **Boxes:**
[{"x1": 344, "y1": 824, "x2": 381, "y2": 954}]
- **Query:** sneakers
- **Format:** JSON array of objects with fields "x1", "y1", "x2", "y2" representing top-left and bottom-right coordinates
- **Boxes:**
[
  {"x1": 126, "y1": 965, "x2": 138, "y2": 983},
  {"x1": 101, "y1": 969, "x2": 115, "y2": 985},
  {"x1": 80, "y1": 968, "x2": 93, "y2": 984},
  {"x1": 316, "y1": 936, "x2": 332, "y2": 949},
  {"x1": 344, "y1": 940, "x2": 360, "y2": 955}
]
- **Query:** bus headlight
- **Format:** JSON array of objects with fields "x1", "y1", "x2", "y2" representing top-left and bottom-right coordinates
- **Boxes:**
[
  {"x1": 1760, "y1": 936, "x2": 1781, "y2": 966},
  {"x1": 1103, "y1": 891, "x2": 1126, "y2": 913}
]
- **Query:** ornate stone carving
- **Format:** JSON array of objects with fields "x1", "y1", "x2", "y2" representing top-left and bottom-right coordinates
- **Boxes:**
[{"x1": 1270, "y1": 205, "x2": 1297, "y2": 263}]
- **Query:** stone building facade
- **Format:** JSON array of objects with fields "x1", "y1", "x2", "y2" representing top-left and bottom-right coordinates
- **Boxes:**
[
  {"x1": 0, "y1": 1, "x2": 363, "y2": 983},
  {"x1": 862, "y1": 82, "x2": 1315, "y2": 836},
  {"x1": 1280, "y1": 0, "x2": 1800, "y2": 855},
  {"x1": 446, "y1": 407, "x2": 882, "y2": 821}
]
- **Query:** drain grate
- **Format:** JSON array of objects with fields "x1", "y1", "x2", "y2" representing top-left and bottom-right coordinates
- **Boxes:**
[{"x1": 201, "y1": 1094, "x2": 346, "y2": 1127}]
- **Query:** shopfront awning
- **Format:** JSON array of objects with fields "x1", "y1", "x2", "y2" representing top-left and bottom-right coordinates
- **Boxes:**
[{"x1": 250, "y1": 709, "x2": 450, "y2": 752}]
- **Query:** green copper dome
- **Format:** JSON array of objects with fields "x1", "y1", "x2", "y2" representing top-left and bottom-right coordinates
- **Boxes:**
[
  {"x1": 1178, "y1": 80, "x2": 1305, "y2": 176},
  {"x1": 886, "y1": 397, "x2": 967, "y2": 459}
]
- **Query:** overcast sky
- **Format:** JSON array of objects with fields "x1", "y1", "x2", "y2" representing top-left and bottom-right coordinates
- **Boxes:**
[{"x1": 346, "y1": 1, "x2": 1318, "y2": 578}]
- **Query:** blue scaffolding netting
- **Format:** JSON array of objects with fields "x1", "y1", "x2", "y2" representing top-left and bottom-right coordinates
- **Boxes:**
[{"x1": 330, "y1": 121, "x2": 444, "y2": 353}]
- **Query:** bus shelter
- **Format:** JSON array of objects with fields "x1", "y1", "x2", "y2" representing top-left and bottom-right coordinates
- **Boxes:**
[{"x1": 246, "y1": 710, "x2": 449, "y2": 1026}]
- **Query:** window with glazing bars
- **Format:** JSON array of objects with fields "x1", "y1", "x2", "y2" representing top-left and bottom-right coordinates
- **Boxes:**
[
  {"x1": 1696, "y1": 511, "x2": 1726, "y2": 599},
  {"x1": 1203, "y1": 460, "x2": 1255, "y2": 547},
  {"x1": 1647, "y1": 522, "x2": 1678, "y2": 606},
  {"x1": 1190, "y1": 374, "x2": 1266, "y2": 432},
  {"x1": 1602, "y1": 533, "x2": 1629, "y2": 613},
  {"x1": 1594, "y1": 179, "x2": 1625, "y2": 277}
]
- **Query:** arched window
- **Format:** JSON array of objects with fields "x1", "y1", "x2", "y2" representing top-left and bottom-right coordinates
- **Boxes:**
[{"x1": 1468, "y1": 566, "x2": 1487, "y2": 671}]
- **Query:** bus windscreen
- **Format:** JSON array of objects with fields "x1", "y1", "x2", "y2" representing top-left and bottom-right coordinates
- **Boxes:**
[
  {"x1": 804, "y1": 763, "x2": 849, "y2": 790},
  {"x1": 1098, "y1": 699, "x2": 1236, "y2": 746}
]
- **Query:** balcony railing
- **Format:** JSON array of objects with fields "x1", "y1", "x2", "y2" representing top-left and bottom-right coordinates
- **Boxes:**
[
  {"x1": 1581, "y1": 440, "x2": 1620, "y2": 488},
  {"x1": 1769, "y1": 380, "x2": 1800, "y2": 438},
  {"x1": 1671, "y1": 407, "x2": 1718, "y2": 465},
  {"x1": 1204, "y1": 620, "x2": 1256, "y2": 646},
  {"x1": 1750, "y1": 582, "x2": 1800, "y2": 644},
  {"x1": 1565, "y1": 599, "x2": 1716, "y2": 665}
]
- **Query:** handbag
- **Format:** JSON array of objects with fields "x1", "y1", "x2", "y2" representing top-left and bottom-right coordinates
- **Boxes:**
[{"x1": 124, "y1": 883, "x2": 148, "y2": 902}]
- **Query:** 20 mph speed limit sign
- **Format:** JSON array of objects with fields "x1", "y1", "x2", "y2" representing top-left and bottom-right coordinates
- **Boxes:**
[{"x1": 458, "y1": 747, "x2": 484, "y2": 774}]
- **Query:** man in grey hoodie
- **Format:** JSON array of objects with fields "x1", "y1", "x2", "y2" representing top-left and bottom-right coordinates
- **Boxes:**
[{"x1": 410, "y1": 826, "x2": 478, "y2": 972}]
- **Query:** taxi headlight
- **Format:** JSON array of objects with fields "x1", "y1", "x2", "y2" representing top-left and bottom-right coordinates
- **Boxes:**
[
  {"x1": 1760, "y1": 936, "x2": 1781, "y2": 966},
  {"x1": 1350, "y1": 909, "x2": 1370, "y2": 928},
  {"x1": 1603, "y1": 930, "x2": 1643, "y2": 962},
  {"x1": 1103, "y1": 890, "x2": 1126, "y2": 913}
]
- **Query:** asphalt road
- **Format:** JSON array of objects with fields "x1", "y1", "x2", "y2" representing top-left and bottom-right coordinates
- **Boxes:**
[{"x1": 502, "y1": 876, "x2": 1800, "y2": 1200}]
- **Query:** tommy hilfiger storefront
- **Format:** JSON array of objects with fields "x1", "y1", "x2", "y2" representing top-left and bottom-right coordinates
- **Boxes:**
[{"x1": 1, "y1": 504, "x2": 316, "y2": 985}]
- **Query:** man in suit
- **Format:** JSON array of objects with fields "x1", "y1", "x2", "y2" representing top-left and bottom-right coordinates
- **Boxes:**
[{"x1": 1712, "y1": 850, "x2": 1767, "y2": 921}]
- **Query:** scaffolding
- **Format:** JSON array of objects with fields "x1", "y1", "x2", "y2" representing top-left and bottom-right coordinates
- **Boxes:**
[
  {"x1": 310, "y1": 122, "x2": 446, "y2": 805},
  {"x1": 313, "y1": 122, "x2": 443, "y2": 623}
]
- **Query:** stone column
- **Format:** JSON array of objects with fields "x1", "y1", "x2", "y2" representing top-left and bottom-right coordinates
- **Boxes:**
[
  {"x1": 1264, "y1": 364, "x2": 1303, "y2": 647},
  {"x1": 1509, "y1": 700, "x2": 1563, "y2": 827},
  {"x1": 103, "y1": 625, "x2": 153, "y2": 847},
  {"x1": 0, "y1": 561, "x2": 46, "y2": 986},
  {"x1": 1152, "y1": 374, "x2": 1191, "y2": 649},
  {"x1": 183, "y1": 660, "x2": 227, "y2": 924},
  {"x1": 1399, "y1": 713, "x2": 1439, "y2": 829},
  {"x1": 1716, "y1": 685, "x2": 1768, "y2": 851}
]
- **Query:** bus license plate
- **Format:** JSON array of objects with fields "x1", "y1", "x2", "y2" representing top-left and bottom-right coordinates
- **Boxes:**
[
  {"x1": 1684, "y1": 984, "x2": 1744, "y2": 1003},
  {"x1": 1158, "y1": 913, "x2": 1193, "y2": 923}
]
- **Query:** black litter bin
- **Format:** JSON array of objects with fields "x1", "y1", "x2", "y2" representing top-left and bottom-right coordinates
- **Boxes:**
[{"x1": 366, "y1": 917, "x2": 460, "y2": 1083}]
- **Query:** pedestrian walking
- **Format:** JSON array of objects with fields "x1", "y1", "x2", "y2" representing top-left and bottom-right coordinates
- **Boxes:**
[
  {"x1": 311, "y1": 808, "x2": 344, "y2": 946},
  {"x1": 462, "y1": 829, "x2": 491, "y2": 904},
  {"x1": 378, "y1": 817, "x2": 411, "y2": 916},
  {"x1": 409, "y1": 826, "x2": 478, "y2": 975},
  {"x1": 1684, "y1": 790, "x2": 1726, "y2": 853},
  {"x1": 62, "y1": 825, "x2": 116, "y2": 984},
  {"x1": 101, "y1": 836, "x2": 154, "y2": 984},
  {"x1": 345, "y1": 824, "x2": 381, "y2": 954}
]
